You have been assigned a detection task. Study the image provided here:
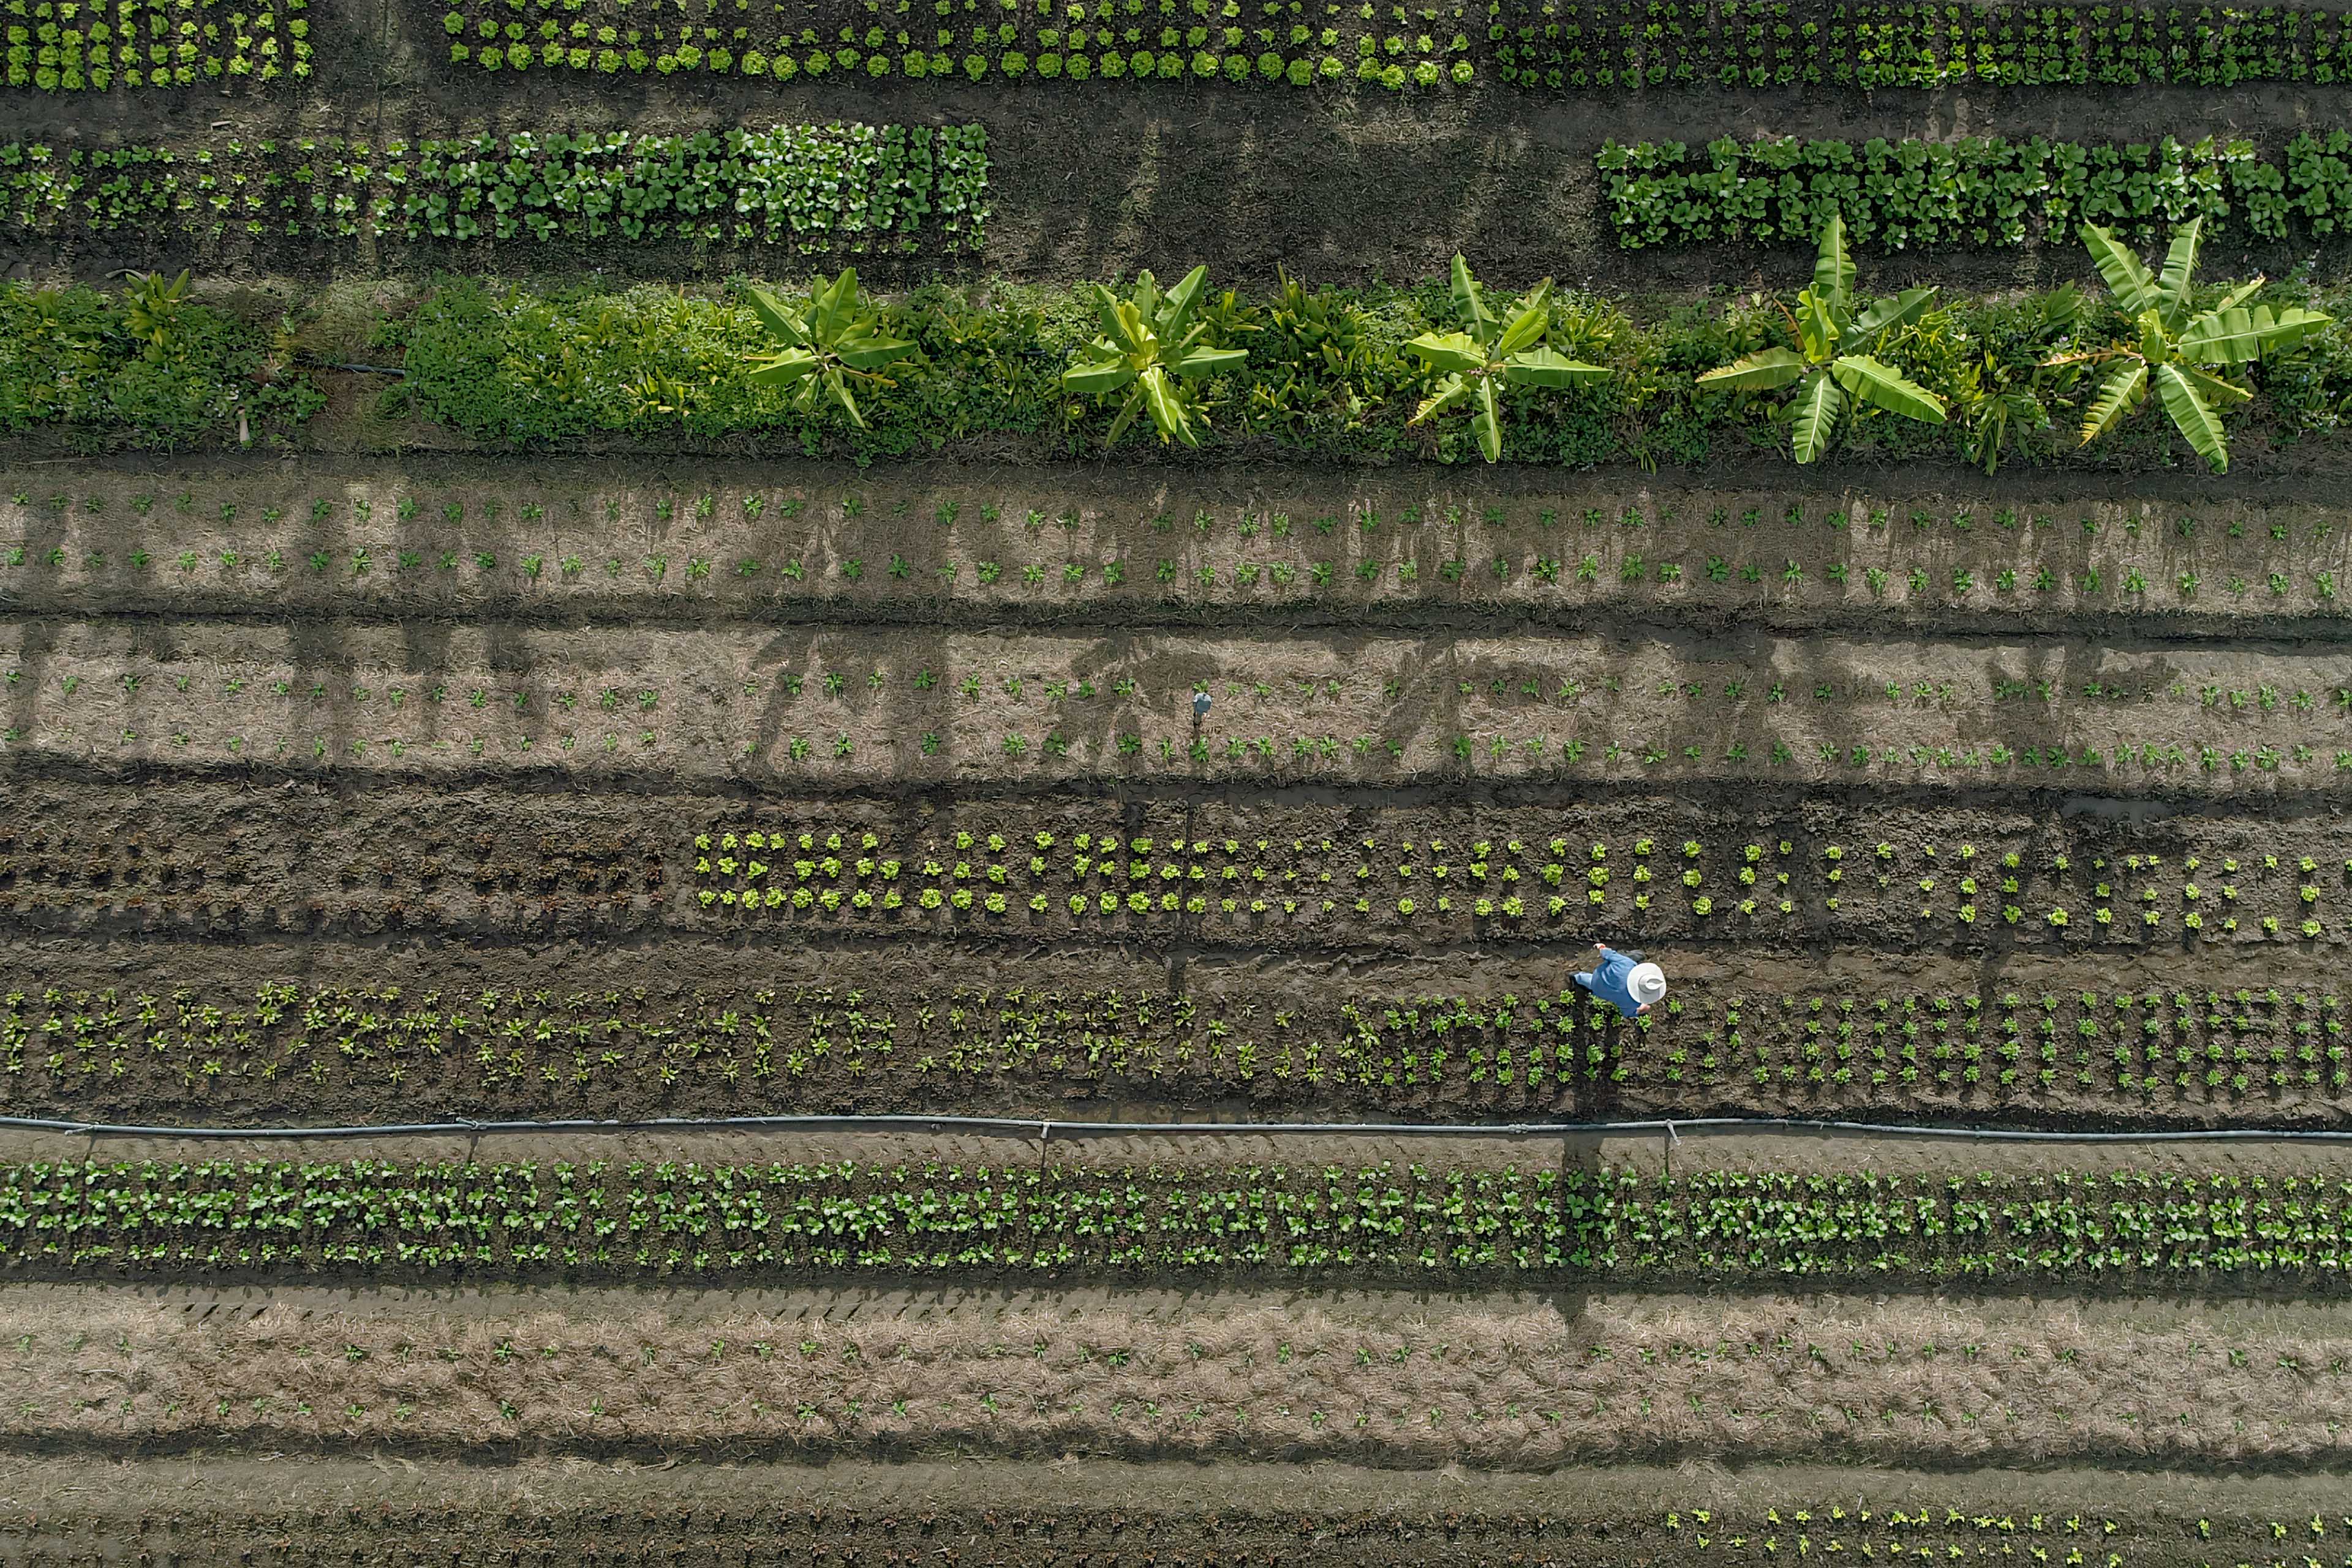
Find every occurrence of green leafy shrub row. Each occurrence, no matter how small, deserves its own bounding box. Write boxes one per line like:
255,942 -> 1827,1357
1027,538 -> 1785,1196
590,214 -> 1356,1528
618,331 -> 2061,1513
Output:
4,1157 -> 2349,1282
0,284 -> 318,446
444,0 -> 1466,88
1494,0 -> 2352,90
5,0 -> 307,90
376,271 -> 2352,472
1603,132 -> 2352,251
4,976 -> 2342,1120
17,265 -> 2352,469
1,125 -> 988,252
431,0 -> 2352,93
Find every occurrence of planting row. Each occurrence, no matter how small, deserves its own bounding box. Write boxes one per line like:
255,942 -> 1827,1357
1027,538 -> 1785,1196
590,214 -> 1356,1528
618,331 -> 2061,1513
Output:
431,0 -> 2352,92
17,265 -> 2352,471
1602,130 -> 2352,251
2,622 -> 2342,796
5,0 -> 306,90
1,124 -> 989,252
6,1156 -> 2351,1284
1493,0 -> 2352,90
9,1291 -> 2350,1466
0,783 -> 2337,951
7,473 -> 2345,626
2,1461 -> 2320,1568
6,968 -> 2343,1125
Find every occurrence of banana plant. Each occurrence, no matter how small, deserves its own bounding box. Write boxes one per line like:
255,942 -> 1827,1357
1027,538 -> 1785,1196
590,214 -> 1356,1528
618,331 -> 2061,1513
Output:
741,268 -> 918,429
1694,213 -> 1947,464
2048,219 -> 2332,473
1062,265 -> 1248,448
1403,255 -> 1609,462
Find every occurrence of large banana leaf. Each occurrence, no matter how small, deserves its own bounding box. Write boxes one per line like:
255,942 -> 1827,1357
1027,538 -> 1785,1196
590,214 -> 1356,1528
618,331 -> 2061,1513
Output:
1788,371 -> 1844,464
1494,291 -> 1554,358
2179,303 -> 2335,365
810,268 -> 859,341
742,285 -> 810,347
1828,354 -> 1948,424
1155,265 -> 1210,337
819,366 -> 863,428
1404,331 -> 1491,377
1696,345 -> 1809,391
2154,219 -> 2202,330
2178,362 -> 2252,406
744,345 -> 821,388
1137,364 -> 1198,446
838,331 -> 918,371
1090,284 -> 1136,346
1812,211 -> 1855,312
2082,225 -> 2161,317
1448,254 -> 1494,344
2078,361 -> 2147,444
1411,374 -> 1474,426
1173,345 -> 1248,379
2152,361 -> 2230,470
1796,288 -> 1839,361
1500,345 -> 1610,388
1844,286 -> 1939,349
1061,355 -> 1139,395
1471,377 -> 1503,463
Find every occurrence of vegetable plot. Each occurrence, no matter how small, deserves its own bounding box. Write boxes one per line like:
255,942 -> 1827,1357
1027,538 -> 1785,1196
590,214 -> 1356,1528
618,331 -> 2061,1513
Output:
7,1157 -> 2352,1286
2,974 -> 2341,1124
2,0 -> 307,88
0,125 -> 989,252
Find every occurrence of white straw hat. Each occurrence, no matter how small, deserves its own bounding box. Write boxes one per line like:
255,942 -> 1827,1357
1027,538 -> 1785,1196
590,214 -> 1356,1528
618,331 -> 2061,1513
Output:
1628,962 -> 1667,1006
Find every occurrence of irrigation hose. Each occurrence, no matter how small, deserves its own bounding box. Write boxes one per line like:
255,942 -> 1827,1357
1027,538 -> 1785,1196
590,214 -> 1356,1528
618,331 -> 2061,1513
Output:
5,1112 -> 2352,1144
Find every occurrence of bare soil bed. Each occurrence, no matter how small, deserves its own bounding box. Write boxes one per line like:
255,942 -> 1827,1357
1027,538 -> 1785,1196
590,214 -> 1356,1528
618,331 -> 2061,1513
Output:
0,1452 -> 2345,1568
6,1284 -> 2352,1469
6,461 -> 2346,637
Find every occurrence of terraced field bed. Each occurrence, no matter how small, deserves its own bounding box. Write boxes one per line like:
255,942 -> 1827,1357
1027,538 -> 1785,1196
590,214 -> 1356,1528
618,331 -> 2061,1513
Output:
12,0 -> 2352,1553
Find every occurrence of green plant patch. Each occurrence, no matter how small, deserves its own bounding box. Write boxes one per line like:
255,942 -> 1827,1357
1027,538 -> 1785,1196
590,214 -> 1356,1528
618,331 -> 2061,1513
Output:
6,1157 -> 2351,1283
0,282 -> 318,445
2,0 -> 308,89
1602,133 -> 2352,252
440,0 -> 1459,88
0,124 -> 988,252
1497,0 -> 2352,89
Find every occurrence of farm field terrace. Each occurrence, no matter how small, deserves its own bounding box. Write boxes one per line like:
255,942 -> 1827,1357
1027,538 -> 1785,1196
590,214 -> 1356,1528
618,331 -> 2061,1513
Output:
13,2 -> 2352,1558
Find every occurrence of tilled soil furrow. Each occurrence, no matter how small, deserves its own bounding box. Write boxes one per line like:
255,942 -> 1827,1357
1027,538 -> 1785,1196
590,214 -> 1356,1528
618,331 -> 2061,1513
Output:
6,463 -> 2346,636
0,1453 -> 2339,1568
2,619 -> 2342,798
5,1290 -> 2352,1470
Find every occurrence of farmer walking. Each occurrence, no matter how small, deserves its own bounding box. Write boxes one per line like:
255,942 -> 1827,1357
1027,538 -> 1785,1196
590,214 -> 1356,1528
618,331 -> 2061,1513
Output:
1575,942 -> 1666,1018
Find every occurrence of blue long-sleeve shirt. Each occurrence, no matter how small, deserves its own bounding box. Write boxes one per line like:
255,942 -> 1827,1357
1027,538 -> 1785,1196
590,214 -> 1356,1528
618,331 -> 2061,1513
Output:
1582,946 -> 1645,1019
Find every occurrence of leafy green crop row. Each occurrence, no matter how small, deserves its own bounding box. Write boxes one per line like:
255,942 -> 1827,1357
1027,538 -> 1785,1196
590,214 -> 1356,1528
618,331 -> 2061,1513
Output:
6,0 -> 306,89
430,0 -> 2352,92
1495,0 -> 2352,89
1602,132 -> 2352,252
4,977 -> 2342,1119
1,125 -> 988,252
443,0 -> 1469,87
4,1158 -> 2349,1282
